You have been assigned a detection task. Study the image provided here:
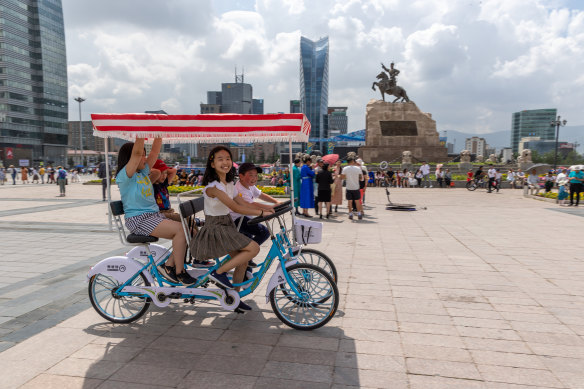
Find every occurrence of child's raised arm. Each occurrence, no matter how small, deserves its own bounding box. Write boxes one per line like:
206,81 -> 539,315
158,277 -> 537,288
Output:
125,138 -> 145,178
146,138 -> 162,169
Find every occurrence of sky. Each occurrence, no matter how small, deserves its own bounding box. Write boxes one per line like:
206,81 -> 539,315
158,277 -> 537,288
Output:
63,0 -> 584,138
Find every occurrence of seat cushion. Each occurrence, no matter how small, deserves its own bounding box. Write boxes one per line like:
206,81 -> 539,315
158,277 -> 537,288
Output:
126,234 -> 159,244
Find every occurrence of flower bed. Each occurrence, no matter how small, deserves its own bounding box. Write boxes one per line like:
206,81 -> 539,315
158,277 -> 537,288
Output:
167,184 -> 286,196
536,192 -> 584,200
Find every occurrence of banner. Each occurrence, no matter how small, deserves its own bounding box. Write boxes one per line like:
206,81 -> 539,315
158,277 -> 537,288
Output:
306,142 -> 314,154
6,148 -> 13,159
327,142 -> 335,154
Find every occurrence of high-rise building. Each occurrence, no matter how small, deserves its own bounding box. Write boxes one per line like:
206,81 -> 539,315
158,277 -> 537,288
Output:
465,137 -> 488,156
221,82 -> 252,114
290,100 -> 301,113
300,36 -> 329,151
0,0 -> 68,167
252,98 -> 264,115
511,109 -> 556,153
327,107 -> 347,136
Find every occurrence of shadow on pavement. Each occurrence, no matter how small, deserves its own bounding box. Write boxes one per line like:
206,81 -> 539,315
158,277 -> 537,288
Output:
80,299 -> 359,388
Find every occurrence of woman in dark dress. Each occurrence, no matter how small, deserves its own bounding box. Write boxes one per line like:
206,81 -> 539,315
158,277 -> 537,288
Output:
315,163 -> 333,219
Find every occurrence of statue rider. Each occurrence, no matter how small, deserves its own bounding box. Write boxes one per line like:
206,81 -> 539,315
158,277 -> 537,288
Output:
381,62 -> 399,88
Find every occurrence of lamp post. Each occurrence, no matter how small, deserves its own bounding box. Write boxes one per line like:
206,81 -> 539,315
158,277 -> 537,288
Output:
74,97 -> 86,167
550,115 -> 567,171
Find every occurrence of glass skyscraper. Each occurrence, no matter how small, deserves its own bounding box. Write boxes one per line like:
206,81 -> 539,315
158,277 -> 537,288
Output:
0,0 -> 68,167
511,109 -> 556,153
300,36 -> 328,151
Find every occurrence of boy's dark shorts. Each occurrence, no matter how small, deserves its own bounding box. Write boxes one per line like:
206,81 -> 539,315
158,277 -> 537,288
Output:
346,189 -> 361,201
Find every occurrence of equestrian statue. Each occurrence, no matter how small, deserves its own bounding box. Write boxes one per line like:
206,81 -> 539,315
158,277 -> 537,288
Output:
372,62 -> 411,103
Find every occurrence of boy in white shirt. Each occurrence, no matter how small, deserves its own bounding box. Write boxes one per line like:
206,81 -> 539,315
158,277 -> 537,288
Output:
341,157 -> 364,220
231,163 -> 279,265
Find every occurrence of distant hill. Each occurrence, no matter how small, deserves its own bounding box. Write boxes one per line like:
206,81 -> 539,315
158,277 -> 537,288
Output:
445,126 -> 584,153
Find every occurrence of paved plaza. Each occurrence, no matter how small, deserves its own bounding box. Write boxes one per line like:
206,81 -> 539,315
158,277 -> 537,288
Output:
0,179 -> 583,388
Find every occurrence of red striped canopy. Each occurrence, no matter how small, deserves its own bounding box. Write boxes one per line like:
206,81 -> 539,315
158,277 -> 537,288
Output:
91,113 -> 311,143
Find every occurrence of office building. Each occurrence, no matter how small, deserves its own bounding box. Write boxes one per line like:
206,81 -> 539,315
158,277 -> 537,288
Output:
327,107 -> 347,136
522,139 -> 575,156
290,100 -> 301,113
465,137 -> 487,156
300,36 -> 329,151
252,98 -> 263,115
511,108 -> 556,153
0,0 -> 68,167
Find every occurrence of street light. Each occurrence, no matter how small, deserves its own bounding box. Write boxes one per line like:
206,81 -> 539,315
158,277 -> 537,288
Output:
74,97 -> 86,167
550,115 -> 567,170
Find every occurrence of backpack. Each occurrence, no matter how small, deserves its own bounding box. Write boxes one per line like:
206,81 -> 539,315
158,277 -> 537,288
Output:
58,169 -> 67,179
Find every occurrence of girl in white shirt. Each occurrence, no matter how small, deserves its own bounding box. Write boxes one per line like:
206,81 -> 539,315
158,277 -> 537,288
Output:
191,146 -> 272,310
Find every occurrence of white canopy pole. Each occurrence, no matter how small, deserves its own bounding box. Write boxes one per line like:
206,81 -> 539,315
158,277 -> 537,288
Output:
104,138 -> 113,231
289,137 -> 297,244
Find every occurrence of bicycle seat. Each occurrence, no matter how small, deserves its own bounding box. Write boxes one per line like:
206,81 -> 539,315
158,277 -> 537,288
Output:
126,234 -> 159,244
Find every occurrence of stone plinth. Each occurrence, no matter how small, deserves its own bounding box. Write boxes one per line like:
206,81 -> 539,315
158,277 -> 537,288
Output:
359,99 -> 448,163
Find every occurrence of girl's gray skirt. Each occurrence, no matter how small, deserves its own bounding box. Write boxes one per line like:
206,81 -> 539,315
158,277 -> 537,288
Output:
191,214 -> 252,260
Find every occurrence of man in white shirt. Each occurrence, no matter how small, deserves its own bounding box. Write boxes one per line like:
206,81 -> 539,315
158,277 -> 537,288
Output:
420,161 -> 431,188
341,157 -> 364,220
487,167 -> 497,193
555,168 -> 568,186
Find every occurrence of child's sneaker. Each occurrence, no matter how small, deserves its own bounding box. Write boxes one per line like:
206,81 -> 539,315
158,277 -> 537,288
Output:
176,271 -> 197,285
158,265 -> 178,283
358,212 -> 363,220
209,270 -> 233,289
348,212 -> 354,220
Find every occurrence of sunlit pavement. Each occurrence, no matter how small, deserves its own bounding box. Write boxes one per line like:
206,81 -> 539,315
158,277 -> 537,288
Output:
1,182 -> 583,388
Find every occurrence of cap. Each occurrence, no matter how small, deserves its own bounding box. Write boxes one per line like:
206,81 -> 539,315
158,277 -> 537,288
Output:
153,159 -> 169,172
238,162 -> 261,175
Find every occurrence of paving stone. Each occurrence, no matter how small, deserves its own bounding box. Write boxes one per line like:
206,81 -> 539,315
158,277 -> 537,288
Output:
20,373 -> 103,389
406,357 -> 482,380
335,352 -> 406,372
270,346 -> 336,365
254,377 -> 329,389
107,362 -> 188,387
277,333 -> 339,351
333,367 -> 408,388
261,360 -> 333,383
477,365 -> 564,388
408,374 -> 486,389
47,357 -> 121,380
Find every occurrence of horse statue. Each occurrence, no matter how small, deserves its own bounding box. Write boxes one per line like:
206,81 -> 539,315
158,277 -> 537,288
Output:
372,72 -> 410,103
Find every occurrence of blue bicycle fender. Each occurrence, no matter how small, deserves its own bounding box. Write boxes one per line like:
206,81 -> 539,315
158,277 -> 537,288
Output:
87,256 -> 155,285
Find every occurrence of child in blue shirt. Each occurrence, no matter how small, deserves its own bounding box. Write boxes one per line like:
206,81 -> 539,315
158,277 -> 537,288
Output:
115,138 -> 195,285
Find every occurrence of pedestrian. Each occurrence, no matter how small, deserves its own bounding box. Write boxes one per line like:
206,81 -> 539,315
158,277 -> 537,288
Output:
526,169 -> 540,195
506,169 -> 516,189
444,169 -> 452,188
314,158 -> 324,215
316,163 -> 333,219
39,166 -> 45,184
357,158 -> 367,204
292,159 -> 302,215
386,167 -> 395,187
557,173 -> 569,206
31,167 -> 40,183
515,169 -> 525,188
436,169 -> 444,188
0,167 -> 5,185
331,160 -> 343,213
299,155 -> 315,217
47,166 -> 55,184
98,161 -> 109,201
487,166 -> 496,193
9,165 -> 17,185
420,161 -> 431,188
466,169 -> 473,183
56,166 -> 67,196
544,171 -> 555,193
495,169 -> 502,192
401,169 -> 409,188
415,169 -> 423,187
21,167 -> 28,184
342,156 -> 364,220
568,166 -> 584,206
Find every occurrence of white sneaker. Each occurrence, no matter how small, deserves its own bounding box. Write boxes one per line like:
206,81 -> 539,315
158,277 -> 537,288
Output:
348,212 -> 353,220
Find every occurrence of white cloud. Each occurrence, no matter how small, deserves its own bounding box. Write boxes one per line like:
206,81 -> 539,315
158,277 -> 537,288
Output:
63,0 -> 584,137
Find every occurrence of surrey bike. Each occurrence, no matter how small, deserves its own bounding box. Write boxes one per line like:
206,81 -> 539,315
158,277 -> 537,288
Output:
88,201 -> 338,330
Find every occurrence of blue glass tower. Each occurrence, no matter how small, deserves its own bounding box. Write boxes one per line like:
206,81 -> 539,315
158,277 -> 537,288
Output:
300,36 -> 328,152
0,0 -> 68,166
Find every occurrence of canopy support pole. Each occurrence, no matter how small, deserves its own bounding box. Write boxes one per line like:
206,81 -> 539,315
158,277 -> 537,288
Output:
289,137 -> 296,244
104,137 -> 113,231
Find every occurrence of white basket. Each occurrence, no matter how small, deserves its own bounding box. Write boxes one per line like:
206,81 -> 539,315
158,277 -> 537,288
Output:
294,218 -> 323,245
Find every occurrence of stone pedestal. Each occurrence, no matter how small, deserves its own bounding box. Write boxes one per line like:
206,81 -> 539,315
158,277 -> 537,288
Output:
359,100 -> 448,163
400,163 -> 413,172
459,162 -> 473,172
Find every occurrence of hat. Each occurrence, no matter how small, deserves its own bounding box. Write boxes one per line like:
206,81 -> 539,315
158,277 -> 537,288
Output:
238,162 -> 261,175
153,159 -> 169,172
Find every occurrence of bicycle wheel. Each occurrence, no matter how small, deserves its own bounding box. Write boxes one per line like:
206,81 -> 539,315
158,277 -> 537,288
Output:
293,248 -> 338,283
466,181 -> 477,191
88,273 -> 151,323
270,263 -> 339,330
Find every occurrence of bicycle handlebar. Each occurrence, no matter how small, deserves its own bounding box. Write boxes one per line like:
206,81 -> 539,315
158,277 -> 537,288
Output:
247,206 -> 293,225
273,200 -> 291,212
